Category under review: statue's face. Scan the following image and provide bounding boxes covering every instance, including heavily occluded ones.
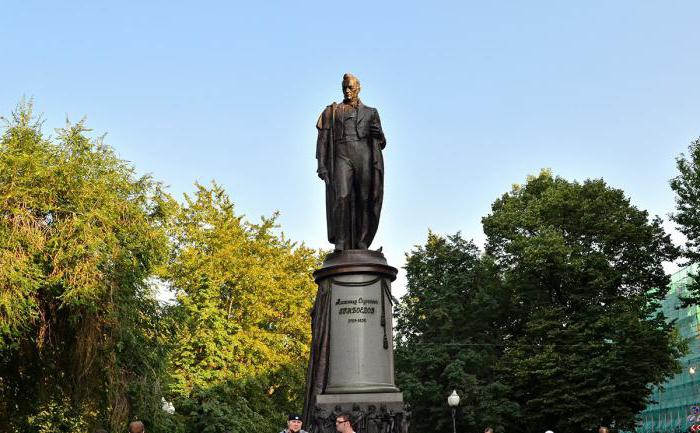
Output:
[343,79,360,102]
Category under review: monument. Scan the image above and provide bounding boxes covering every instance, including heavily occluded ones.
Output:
[303,74,409,433]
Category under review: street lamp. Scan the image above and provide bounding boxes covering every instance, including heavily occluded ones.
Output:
[448,390,460,433]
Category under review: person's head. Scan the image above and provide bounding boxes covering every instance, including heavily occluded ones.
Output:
[95,429,108,433]
[128,421,145,433]
[335,412,353,433]
[598,427,609,433]
[485,427,494,433]
[287,413,303,432]
[342,73,361,104]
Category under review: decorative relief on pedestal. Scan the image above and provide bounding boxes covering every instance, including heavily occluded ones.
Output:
[309,402,410,433]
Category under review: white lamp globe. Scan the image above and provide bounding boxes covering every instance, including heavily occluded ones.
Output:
[447,390,460,407]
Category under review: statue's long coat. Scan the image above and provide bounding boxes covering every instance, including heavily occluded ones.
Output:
[314,101,386,247]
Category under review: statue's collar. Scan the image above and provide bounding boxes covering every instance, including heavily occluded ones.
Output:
[342,98,362,108]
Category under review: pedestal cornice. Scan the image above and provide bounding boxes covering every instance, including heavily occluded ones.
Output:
[313,250,398,283]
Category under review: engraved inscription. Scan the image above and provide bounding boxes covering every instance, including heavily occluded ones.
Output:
[339,306,375,315]
[335,297,379,323]
[335,297,379,305]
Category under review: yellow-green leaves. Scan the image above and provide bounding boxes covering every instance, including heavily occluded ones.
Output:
[0,101,171,432]
[164,182,320,431]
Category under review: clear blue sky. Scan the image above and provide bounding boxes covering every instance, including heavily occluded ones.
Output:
[2,1,700,295]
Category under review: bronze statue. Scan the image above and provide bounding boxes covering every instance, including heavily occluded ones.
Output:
[316,73,387,250]
[303,76,403,432]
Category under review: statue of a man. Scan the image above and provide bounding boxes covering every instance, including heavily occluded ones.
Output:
[316,73,386,250]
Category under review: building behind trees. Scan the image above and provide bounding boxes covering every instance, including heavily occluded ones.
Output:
[638,265,700,433]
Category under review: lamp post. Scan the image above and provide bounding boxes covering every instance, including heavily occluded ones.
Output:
[691,366,698,406]
[448,390,460,433]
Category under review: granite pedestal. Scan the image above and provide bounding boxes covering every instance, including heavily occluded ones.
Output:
[307,250,409,433]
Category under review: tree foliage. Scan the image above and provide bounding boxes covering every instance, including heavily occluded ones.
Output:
[482,170,682,433]
[397,171,684,433]
[670,137,700,305]
[395,232,518,433]
[0,101,321,433]
[163,183,319,433]
[0,101,174,432]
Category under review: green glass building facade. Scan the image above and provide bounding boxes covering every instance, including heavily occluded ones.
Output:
[638,265,700,433]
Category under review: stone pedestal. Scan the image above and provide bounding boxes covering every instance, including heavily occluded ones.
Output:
[308,250,409,433]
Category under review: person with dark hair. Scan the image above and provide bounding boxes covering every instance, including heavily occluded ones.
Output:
[598,426,609,433]
[280,413,308,433]
[485,427,494,433]
[335,412,355,433]
[128,420,145,433]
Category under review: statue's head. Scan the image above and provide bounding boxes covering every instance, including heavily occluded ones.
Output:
[342,73,361,104]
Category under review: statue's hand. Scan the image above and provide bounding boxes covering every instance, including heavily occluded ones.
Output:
[317,168,330,183]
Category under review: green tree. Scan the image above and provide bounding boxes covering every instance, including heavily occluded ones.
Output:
[164,183,319,433]
[0,101,175,432]
[670,137,700,305]
[395,232,518,433]
[482,170,683,433]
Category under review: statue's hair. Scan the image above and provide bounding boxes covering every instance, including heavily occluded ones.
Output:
[342,73,360,86]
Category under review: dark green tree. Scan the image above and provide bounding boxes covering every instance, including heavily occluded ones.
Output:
[0,101,176,432]
[670,137,700,305]
[395,232,518,433]
[482,170,684,433]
